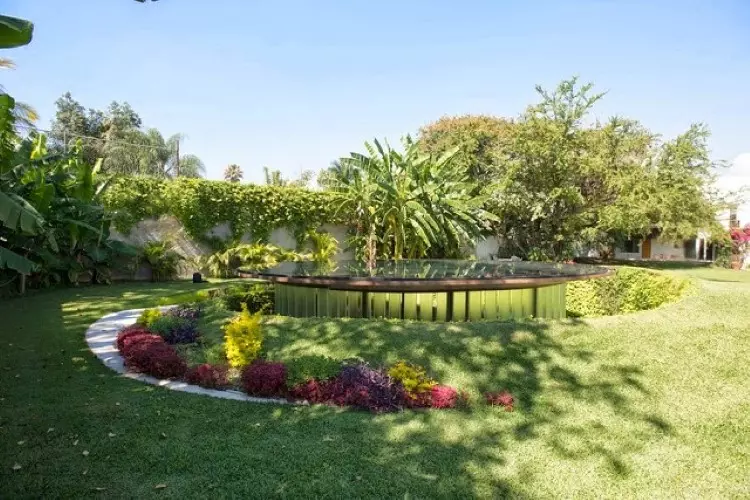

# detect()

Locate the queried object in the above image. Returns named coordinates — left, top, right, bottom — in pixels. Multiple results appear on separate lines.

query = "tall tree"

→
left=264, top=167, right=313, bottom=187
left=0, top=58, right=38, bottom=131
left=418, top=115, right=515, bottom=189
left=49, top=94, right=204, bottom=177
left=224, top=164, right=243, bottom=182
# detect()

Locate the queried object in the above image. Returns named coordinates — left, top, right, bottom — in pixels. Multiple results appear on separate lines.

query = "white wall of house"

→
left=614, top=249, right=641, bottom=260
left=112, top=216, right=356, bottom=269
left=649, top=239, right=686, bottom=260
left=475, top=236, right=503, bottom=260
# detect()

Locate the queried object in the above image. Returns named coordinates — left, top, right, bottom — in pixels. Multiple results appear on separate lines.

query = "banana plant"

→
left=332, top=136, right=496, bottom=261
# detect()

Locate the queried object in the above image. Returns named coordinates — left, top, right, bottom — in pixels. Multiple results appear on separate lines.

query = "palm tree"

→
left=175, top=154, right=205, bottom=178
left=332, top=137, right=495, bottom=261
left=0, top=58, right=39, bottom=131
left=264, top=166, right=313, bottom=187
left=224, top=164, right=243, bottom=182
left=141, top=131, right=205, bottom=178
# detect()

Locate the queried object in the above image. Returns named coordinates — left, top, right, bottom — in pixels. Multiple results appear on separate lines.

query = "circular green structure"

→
left=241, top=260, right=610, bottom=322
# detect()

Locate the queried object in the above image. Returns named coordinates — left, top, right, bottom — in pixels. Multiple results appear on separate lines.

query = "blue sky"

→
left=3, top=0, right=750, bottom=185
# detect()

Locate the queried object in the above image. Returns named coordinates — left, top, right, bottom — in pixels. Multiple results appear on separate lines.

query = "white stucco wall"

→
left=649, top=239, right=685, bottom=260
left=475, top=236, right=503, bottom=260
left=112, top=216, right=356, bottom=263
left=614, top=250, right=641, bottom=260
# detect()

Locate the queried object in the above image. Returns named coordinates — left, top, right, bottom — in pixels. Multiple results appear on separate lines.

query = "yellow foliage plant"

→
left=388, top=361, right=436, bottom=396
left=223, top=304, right=263, bottom=368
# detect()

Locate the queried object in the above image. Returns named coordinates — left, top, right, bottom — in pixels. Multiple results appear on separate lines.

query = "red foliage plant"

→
left=241, top=361, right=287, bottom=397
left=116, top=325, right=153, bottom=351
left=122, top=335, right=187, bottom=379
left=185, top=364, right=229, bottom=389
left=289, top=379, right=334, bottom=404
left=485, top=390, right=515, bottom=411
left=430, top=385, right=458, bottom=409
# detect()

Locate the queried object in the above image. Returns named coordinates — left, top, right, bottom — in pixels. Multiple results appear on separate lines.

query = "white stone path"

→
left=85, top=307, right=291, bottom=405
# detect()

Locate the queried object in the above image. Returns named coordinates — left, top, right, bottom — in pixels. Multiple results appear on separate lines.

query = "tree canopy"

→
left=49, top=93, right=204, bottom=178
left=418, top=77, right=722, bottom=260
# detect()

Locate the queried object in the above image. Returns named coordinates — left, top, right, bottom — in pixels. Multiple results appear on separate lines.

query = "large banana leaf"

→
left=0, top=15, right=33, bottom=49
left=0, top=189, right=44, bottom=234
left=0, top=246, right=36, bottom=274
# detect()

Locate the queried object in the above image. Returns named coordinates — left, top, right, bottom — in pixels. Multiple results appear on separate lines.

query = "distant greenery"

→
left=49, top=92, right=205, bottom=178
left=419, top=78, right=724, bottom=261
left=566, top=267, right=690, bottom=317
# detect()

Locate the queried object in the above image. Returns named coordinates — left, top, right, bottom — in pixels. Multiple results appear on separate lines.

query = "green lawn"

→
left=1, top=269, right=749, bottom=498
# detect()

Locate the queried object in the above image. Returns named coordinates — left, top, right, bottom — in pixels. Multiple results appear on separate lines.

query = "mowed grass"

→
left=1, top=269, right=749, bottom=498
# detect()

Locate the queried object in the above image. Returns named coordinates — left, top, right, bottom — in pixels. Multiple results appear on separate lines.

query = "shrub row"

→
left=221, top=283, right=275, bottom=314
left=566, top=267, right=689, bottom=317
left=117, top=331, right=187, bottom=379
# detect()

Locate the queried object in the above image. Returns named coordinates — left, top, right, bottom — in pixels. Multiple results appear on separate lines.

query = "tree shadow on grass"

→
left=264, top=314, right=674, bottom=486
left=0, top=283, right=674, bottom=498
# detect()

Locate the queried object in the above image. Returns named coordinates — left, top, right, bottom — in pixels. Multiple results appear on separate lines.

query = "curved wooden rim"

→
left=239, top=268, right=612, bottom=292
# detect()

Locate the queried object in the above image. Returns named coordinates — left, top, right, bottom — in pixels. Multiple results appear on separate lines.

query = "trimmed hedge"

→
left=566, top=267, right=689, bottom=317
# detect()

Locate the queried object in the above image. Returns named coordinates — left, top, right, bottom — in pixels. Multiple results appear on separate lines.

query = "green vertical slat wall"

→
left=272, top=283, right=566, bottom=321
left=417, top=293, right=433, bottom=321
left=534, top=284, right=566, bottom=320
left=371, top=293, right=387, bottom=318
left=468, top=291, right=482, bottom=321
left=484, top=290, right=498, bottom=320
left=403, top=294, right=419, bottom=320
left=387, top=293, right=403, bottom=319
left=453, top=291, right=467, bottom=321
left=435, top=293, right=448, bottom=321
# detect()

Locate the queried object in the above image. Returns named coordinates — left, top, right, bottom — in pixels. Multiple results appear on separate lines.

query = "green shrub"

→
left=137, top=308, right=162, bottom=327
left=142, top=240, right=183, bottom=282
left=286, top=355, right=342, bottom=387
left=157, top=289, right=215, bottom=307
left=221, top=284, right=275, bottom=313
left=566, top=267, right=688, bottom=317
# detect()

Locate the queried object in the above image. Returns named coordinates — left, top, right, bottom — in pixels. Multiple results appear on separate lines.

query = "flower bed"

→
left=111, top=302, right=510, bottom=412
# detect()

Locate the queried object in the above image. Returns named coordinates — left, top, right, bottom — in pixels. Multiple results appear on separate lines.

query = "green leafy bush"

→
left=222, top=283, right=275, bottom=313
left=142, top=240, right=182, bottom=282
left=137, top=308, right=162, bottom=327
left=566, top=267, right=689, bottom=317
left=286, top=355, right=342, bottom=387
left=157, top=289, right=215, bottom=306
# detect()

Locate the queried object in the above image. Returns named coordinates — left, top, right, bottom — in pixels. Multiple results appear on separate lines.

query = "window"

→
left=729, top=208, right=739, bottom=229
left=621, top=239, right=639, bottom=253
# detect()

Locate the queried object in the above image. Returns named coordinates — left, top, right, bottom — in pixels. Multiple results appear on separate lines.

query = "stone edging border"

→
left=85, top=307, right=292, bottom=405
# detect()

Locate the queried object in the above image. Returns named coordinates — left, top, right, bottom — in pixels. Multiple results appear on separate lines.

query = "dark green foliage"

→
left=142, top=240, right=182, bottom=281
left=148, top=315, right=199, bottom=344
left=566, top=267, right=689, bottom=317
left=286, top=355, right=342, bottom=387
left=221, top=283, right=274, bottom=313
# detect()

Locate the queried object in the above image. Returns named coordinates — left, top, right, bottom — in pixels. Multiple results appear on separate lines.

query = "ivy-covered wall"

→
left=102, top=177, right=346, bottom=246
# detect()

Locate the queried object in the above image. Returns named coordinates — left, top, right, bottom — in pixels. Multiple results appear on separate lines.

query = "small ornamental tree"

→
left=730, top=224, right=750, bottom=267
